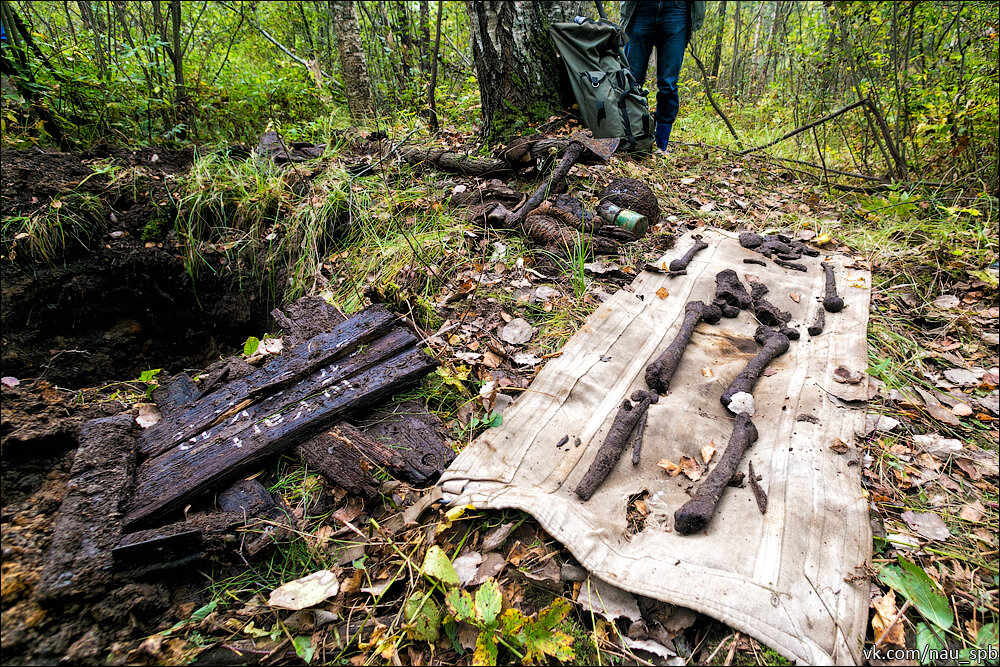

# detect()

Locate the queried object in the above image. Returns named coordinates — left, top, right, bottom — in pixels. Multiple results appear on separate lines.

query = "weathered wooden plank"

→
left=144, top=327, right=419, bottom=464
left=217, top=478, right=276, bottom=515
left=151, top=373, right=199, bottom=417
left=35, top=415, right=137, bottom=601
left=271, top=295, right=346, bottom=346
left=139, top=305, right=397, bottom=457
left=123, top=346, right=437, bottom=529
left=113, top=479, right=279, bottom=570
left=297, top=423, right=409, bottom=499
left=355, top=400, right=456, bottom=485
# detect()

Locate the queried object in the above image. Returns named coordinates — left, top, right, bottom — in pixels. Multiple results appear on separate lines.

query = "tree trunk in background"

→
left=169, top=0, right=183, bottom=104
left=710, top=0, right=727, bottom=81
left=330, top=0, right=373, bottom=118
left=419, top=0, right=431, bottom=73
left=465, top=1, right=586, bottom=141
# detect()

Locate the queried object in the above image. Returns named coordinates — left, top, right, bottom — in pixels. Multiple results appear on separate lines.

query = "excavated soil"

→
left=1, top=145, right=272, bottom=388
left=1, top=147, right=269, bottom=664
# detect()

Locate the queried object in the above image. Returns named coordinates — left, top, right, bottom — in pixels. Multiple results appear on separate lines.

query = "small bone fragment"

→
left=674, top=413, right=758, bottom=534
left=575, top=390, right=658, bottom=501
left=727, top=392, right=755, bottom=416
left=822, top=261, right=845, bottom=312
left=721, top=326, right=791, bottom=410
left=644, top=301, right=723, bottom=393
left=807, top=308, right=826, bottom=336
left=743, top=258, right=767, bottom=266
left=668, top=235, right=708, bottom=273
left=555, top=434, right=569, bottom=448
left=748, top=460, right=768, bottom=514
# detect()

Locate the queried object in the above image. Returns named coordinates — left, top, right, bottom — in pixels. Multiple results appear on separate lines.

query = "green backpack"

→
left=549, top=16, right=653, bottom=153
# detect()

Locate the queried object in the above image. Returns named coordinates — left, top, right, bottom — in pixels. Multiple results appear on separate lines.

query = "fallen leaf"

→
left=924, top=402, right=961, bottom=426
left=679, top=456, right=704, bottom=481
left=900, top=511, right=951, bottom=541
left=700, top=442, right=716, bottom=464
left=136, top=403, right=162, bottom=429
left=701, top=366, right=713, bottom=378
left=468, top=551, right=506, bottom=587
left=421, top=546, right=460, bottom=586
left=453, top=552, right=483, bottom=587
left=789, top=293, right=801, bottom=303
left=500, top=318, right=533, bottom=345
left=834, top=366, right=865, bottom=384
left=269, top=570, right=340, bottom=610
left=959, top=501, right=986, bottom=523
left=657, top=459, right=681, bottom=476
left=933, top=294, right=960, bottom=309
left=829, top=438, right=849, bottom=454
left=511, top=352, right=542, bottom=367
left=872, top=590, right=905, bottom=646
left=951, top=403, right=973, bottom=417
left=865, top=414, right=901, bottom=434
left=655, top=287, right=669, bottom=299
left=579, top=577, right=641, bottom=622
left=1, top=376, right=19, bottom=388
left=943, top=368, right=980, bottom=387
left=482, top=351, right=502, bottom=369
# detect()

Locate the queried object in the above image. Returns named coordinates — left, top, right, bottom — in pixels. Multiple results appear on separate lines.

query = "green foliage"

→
left=292, top=635, right=315, bottom=664
left=416, top=547, right=574, bottom=665
left=878, top=556, right=954, bottom=631
left=243, top=337, right=261, bottom=357
left=138, top=368, right=162, bottom=400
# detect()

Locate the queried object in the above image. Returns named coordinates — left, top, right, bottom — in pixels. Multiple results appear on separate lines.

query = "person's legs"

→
left=653, top=1, right=689, bottom=149
left=624, top=2, right=657, bottom=96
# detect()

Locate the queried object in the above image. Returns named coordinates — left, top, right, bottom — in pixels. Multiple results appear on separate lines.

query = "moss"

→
left=141, top=216, right=170, bottom=241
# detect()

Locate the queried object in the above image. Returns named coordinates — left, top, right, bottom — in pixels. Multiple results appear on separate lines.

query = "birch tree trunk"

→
left=330, top=0, right=373, bottom=118
left=465, top=0, right=587, bottom=141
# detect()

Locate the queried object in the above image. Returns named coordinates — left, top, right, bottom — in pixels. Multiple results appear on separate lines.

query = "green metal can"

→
left=597, top=201, right=649, bottom=238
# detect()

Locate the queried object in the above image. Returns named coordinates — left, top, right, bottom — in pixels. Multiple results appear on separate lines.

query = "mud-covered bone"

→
left=668, top=235, right=708, bottom=273
left=778, top=326, right=800, bottom=341
left=575, top=390, right=658, bottom=501
left=739, top=231, right=763, bottom=249
left=714, top=270, right=752, bottom=318
left=807, top=307, right=826, bottom=336
left=673, top=413, right=759, bottom=534
left=822, top=261, right=845, bottom=312
left=749, top=283, right=792, bottom=326
left=644, top=301, right=723, bottom=393
left=721, top=326, right=791, bottom=410
left=790, top=240, right=820, bottom=257
left=774, top=258, right=807, bottom=272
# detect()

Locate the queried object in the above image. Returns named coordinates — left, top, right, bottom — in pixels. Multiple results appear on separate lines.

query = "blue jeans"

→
left=624, top=1, right=689, bottom=129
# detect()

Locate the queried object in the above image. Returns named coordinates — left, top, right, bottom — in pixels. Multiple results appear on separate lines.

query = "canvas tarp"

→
left=439, top=228, right=873, bottom=665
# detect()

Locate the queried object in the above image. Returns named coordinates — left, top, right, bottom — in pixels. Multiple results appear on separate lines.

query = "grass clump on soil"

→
left=2, top=191, right=105, bottom=263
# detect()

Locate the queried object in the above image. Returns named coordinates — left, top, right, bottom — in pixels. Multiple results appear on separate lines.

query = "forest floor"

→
left=1, top=125, right=997, bottom=666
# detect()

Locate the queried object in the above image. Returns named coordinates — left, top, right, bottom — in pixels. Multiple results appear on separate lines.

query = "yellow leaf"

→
left=655, top=287, right=669, bottom=299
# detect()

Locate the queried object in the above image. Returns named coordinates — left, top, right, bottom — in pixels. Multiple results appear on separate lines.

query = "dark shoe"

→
left=655, top=123, right=672, bottom=151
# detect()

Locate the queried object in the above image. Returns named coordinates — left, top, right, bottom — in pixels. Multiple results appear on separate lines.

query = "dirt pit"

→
left=2, top=145, right=274, bottom=388
left=1, top=146, right=275, bottom=664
